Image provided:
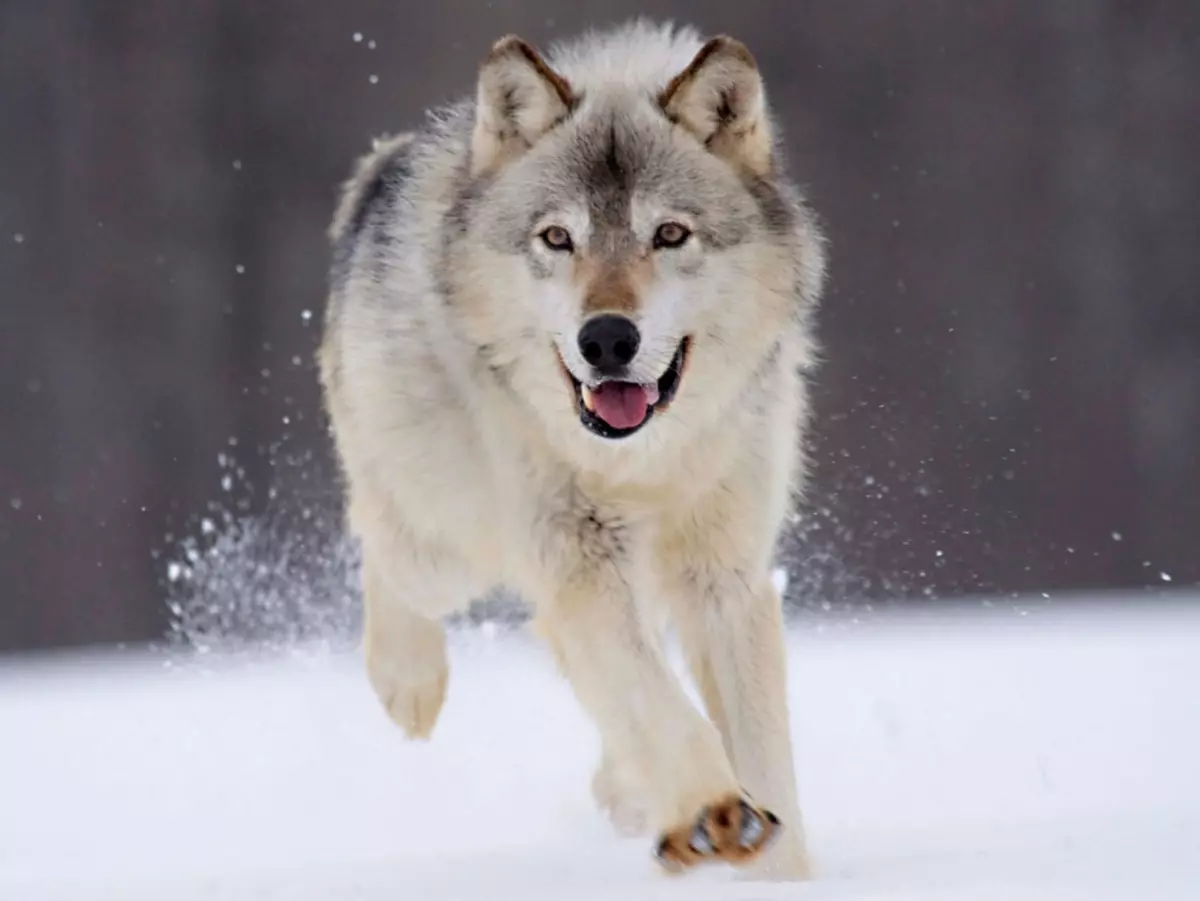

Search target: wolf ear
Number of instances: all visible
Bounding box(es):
[470,36,575,176]
[659,36,772,176]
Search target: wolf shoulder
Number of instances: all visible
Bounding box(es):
[327,132,419,253]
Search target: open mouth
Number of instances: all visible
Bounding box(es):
[560,338,691,440]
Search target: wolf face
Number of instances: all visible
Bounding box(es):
[444,30,822,447]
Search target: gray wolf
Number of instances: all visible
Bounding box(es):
[317,19,827,881]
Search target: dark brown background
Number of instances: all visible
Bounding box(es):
[2,1,1197,652]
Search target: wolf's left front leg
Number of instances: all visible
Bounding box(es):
[658,533,810,881]
[532,567,781,873]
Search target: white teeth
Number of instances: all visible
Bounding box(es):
[643,383,661,406]
[581,384,596,412]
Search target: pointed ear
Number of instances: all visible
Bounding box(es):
[470,36,575,176]
[659,36,772,176]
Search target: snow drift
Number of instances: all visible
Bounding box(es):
[2,594,1198,900]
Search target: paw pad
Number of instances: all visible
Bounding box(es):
[654,794,782,873]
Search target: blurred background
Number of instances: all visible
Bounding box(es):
[1,0,1197,654]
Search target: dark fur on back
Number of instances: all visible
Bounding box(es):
[328,134,418,292]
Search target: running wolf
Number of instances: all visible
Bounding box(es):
[318,19,827,880]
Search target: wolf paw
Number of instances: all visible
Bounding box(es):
[377,667,447,740]
[367,657,448,740]
[653,795,781,873]
[592,757,649,837]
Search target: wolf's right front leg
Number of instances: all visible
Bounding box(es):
[361,555,452,740]
[535,578,781,874]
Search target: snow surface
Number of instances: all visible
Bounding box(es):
[2,596,1199,900]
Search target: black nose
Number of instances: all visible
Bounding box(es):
[578,314,640,373]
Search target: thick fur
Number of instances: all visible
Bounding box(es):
[318,19,827,881]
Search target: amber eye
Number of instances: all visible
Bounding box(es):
[653,221,691,249]
[540,225,574,252]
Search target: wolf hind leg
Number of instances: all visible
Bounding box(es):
[591,744,650,837]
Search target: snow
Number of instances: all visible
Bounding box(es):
[2,596,1198,900]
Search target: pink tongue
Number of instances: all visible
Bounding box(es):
[591,382,650,430]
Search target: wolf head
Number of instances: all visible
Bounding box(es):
[446,22,825,449]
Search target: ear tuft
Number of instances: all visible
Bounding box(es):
[659,36,772,175]
[471,36,575,176]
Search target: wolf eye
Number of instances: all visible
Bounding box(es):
[653,221,691,250]
[540,225,574,252]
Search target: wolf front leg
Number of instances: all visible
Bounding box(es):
[661,560,810,881]
[362,558,449,740]
[533,571,782,874]
[357,524,484,741]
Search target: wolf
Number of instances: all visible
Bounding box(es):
[317,19,827,881]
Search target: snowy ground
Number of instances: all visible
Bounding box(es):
[2,595,1198,900]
